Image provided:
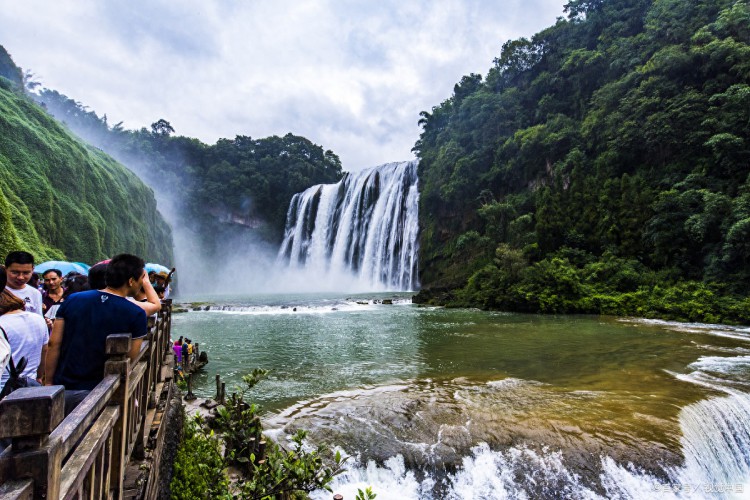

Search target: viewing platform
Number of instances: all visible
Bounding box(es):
[0,300,180,499]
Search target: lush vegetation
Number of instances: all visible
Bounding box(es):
[0,46,23,88]
[414,0,750,323]
[0,73,172,264]
[170,370,347,499]
[33,90,343,246]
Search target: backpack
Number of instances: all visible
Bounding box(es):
[0,326,30,401]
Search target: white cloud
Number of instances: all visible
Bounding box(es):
[0,0,565,171]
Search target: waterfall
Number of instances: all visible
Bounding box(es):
[278,160,419,291]
[601,353,750,499]
[676,390,750,491]
[669,355,750,495]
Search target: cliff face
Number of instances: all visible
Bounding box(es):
[0,78,173,264]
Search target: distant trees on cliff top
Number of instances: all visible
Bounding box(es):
[30,86,343,245]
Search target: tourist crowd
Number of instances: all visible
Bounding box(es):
[0,250,175,415]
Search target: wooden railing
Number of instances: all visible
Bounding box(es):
[0,299,174,499]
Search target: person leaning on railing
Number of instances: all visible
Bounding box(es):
[45,254,150,415]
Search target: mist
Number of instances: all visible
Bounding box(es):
[126,158,421,299]
[122,156,420,298]
[120,159,282,297]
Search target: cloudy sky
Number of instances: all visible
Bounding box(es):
[0,0,565,171]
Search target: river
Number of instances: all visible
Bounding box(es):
[172,292,750,499]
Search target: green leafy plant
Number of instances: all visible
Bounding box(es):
[213,368,269,466]
[175,376,188,392]
[170,414,231,500]
[356,486,377,500]
[240,430,347,499]
[174,369,347,499]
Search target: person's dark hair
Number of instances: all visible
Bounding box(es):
[28,273,40,290]
[105,254,145,289]
[4,251,35,268]
[42,269,62,279]
[63,273,90,297]
[87,263,108,290]
[0,266,6,291]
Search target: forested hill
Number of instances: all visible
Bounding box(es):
[414,0,750,323]
[0,76,173,264]
[30,90,343,249]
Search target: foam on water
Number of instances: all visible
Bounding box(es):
[180,297,413,316]
[310,454,431,500]
[204,302,372,315]
[306,328,750,499]
[620,318,750,343]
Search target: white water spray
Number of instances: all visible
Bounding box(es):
[278,161,419,291]
[309,322,750,499]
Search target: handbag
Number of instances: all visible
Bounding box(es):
[0,326,29,401]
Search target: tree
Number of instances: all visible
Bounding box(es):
[151,118,175,136]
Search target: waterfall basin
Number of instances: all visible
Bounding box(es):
[173,293,750,499]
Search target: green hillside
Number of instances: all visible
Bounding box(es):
[414,0,750,323]
[0,77,172,264]
[33,91,343,250]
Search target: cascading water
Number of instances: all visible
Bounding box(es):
[278,160,419,291]
[296,320,750,499]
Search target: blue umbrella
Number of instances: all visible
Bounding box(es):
[72,262,91,273]
[35,261,89,276]
[145,263,171,275]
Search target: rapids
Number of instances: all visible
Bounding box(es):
[174,296,750,499]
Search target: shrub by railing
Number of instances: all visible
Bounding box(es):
[0,299,173,499]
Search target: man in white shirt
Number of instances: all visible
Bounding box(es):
[4,251,43,316]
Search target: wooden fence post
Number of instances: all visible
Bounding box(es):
[104,334,132,499]
[185,373,196,401]
[163,299,172,349]
[0,386,65,499]
[162,301,171,361]
[148,328,158,410]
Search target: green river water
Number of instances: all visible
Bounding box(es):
[171,292,750,499]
